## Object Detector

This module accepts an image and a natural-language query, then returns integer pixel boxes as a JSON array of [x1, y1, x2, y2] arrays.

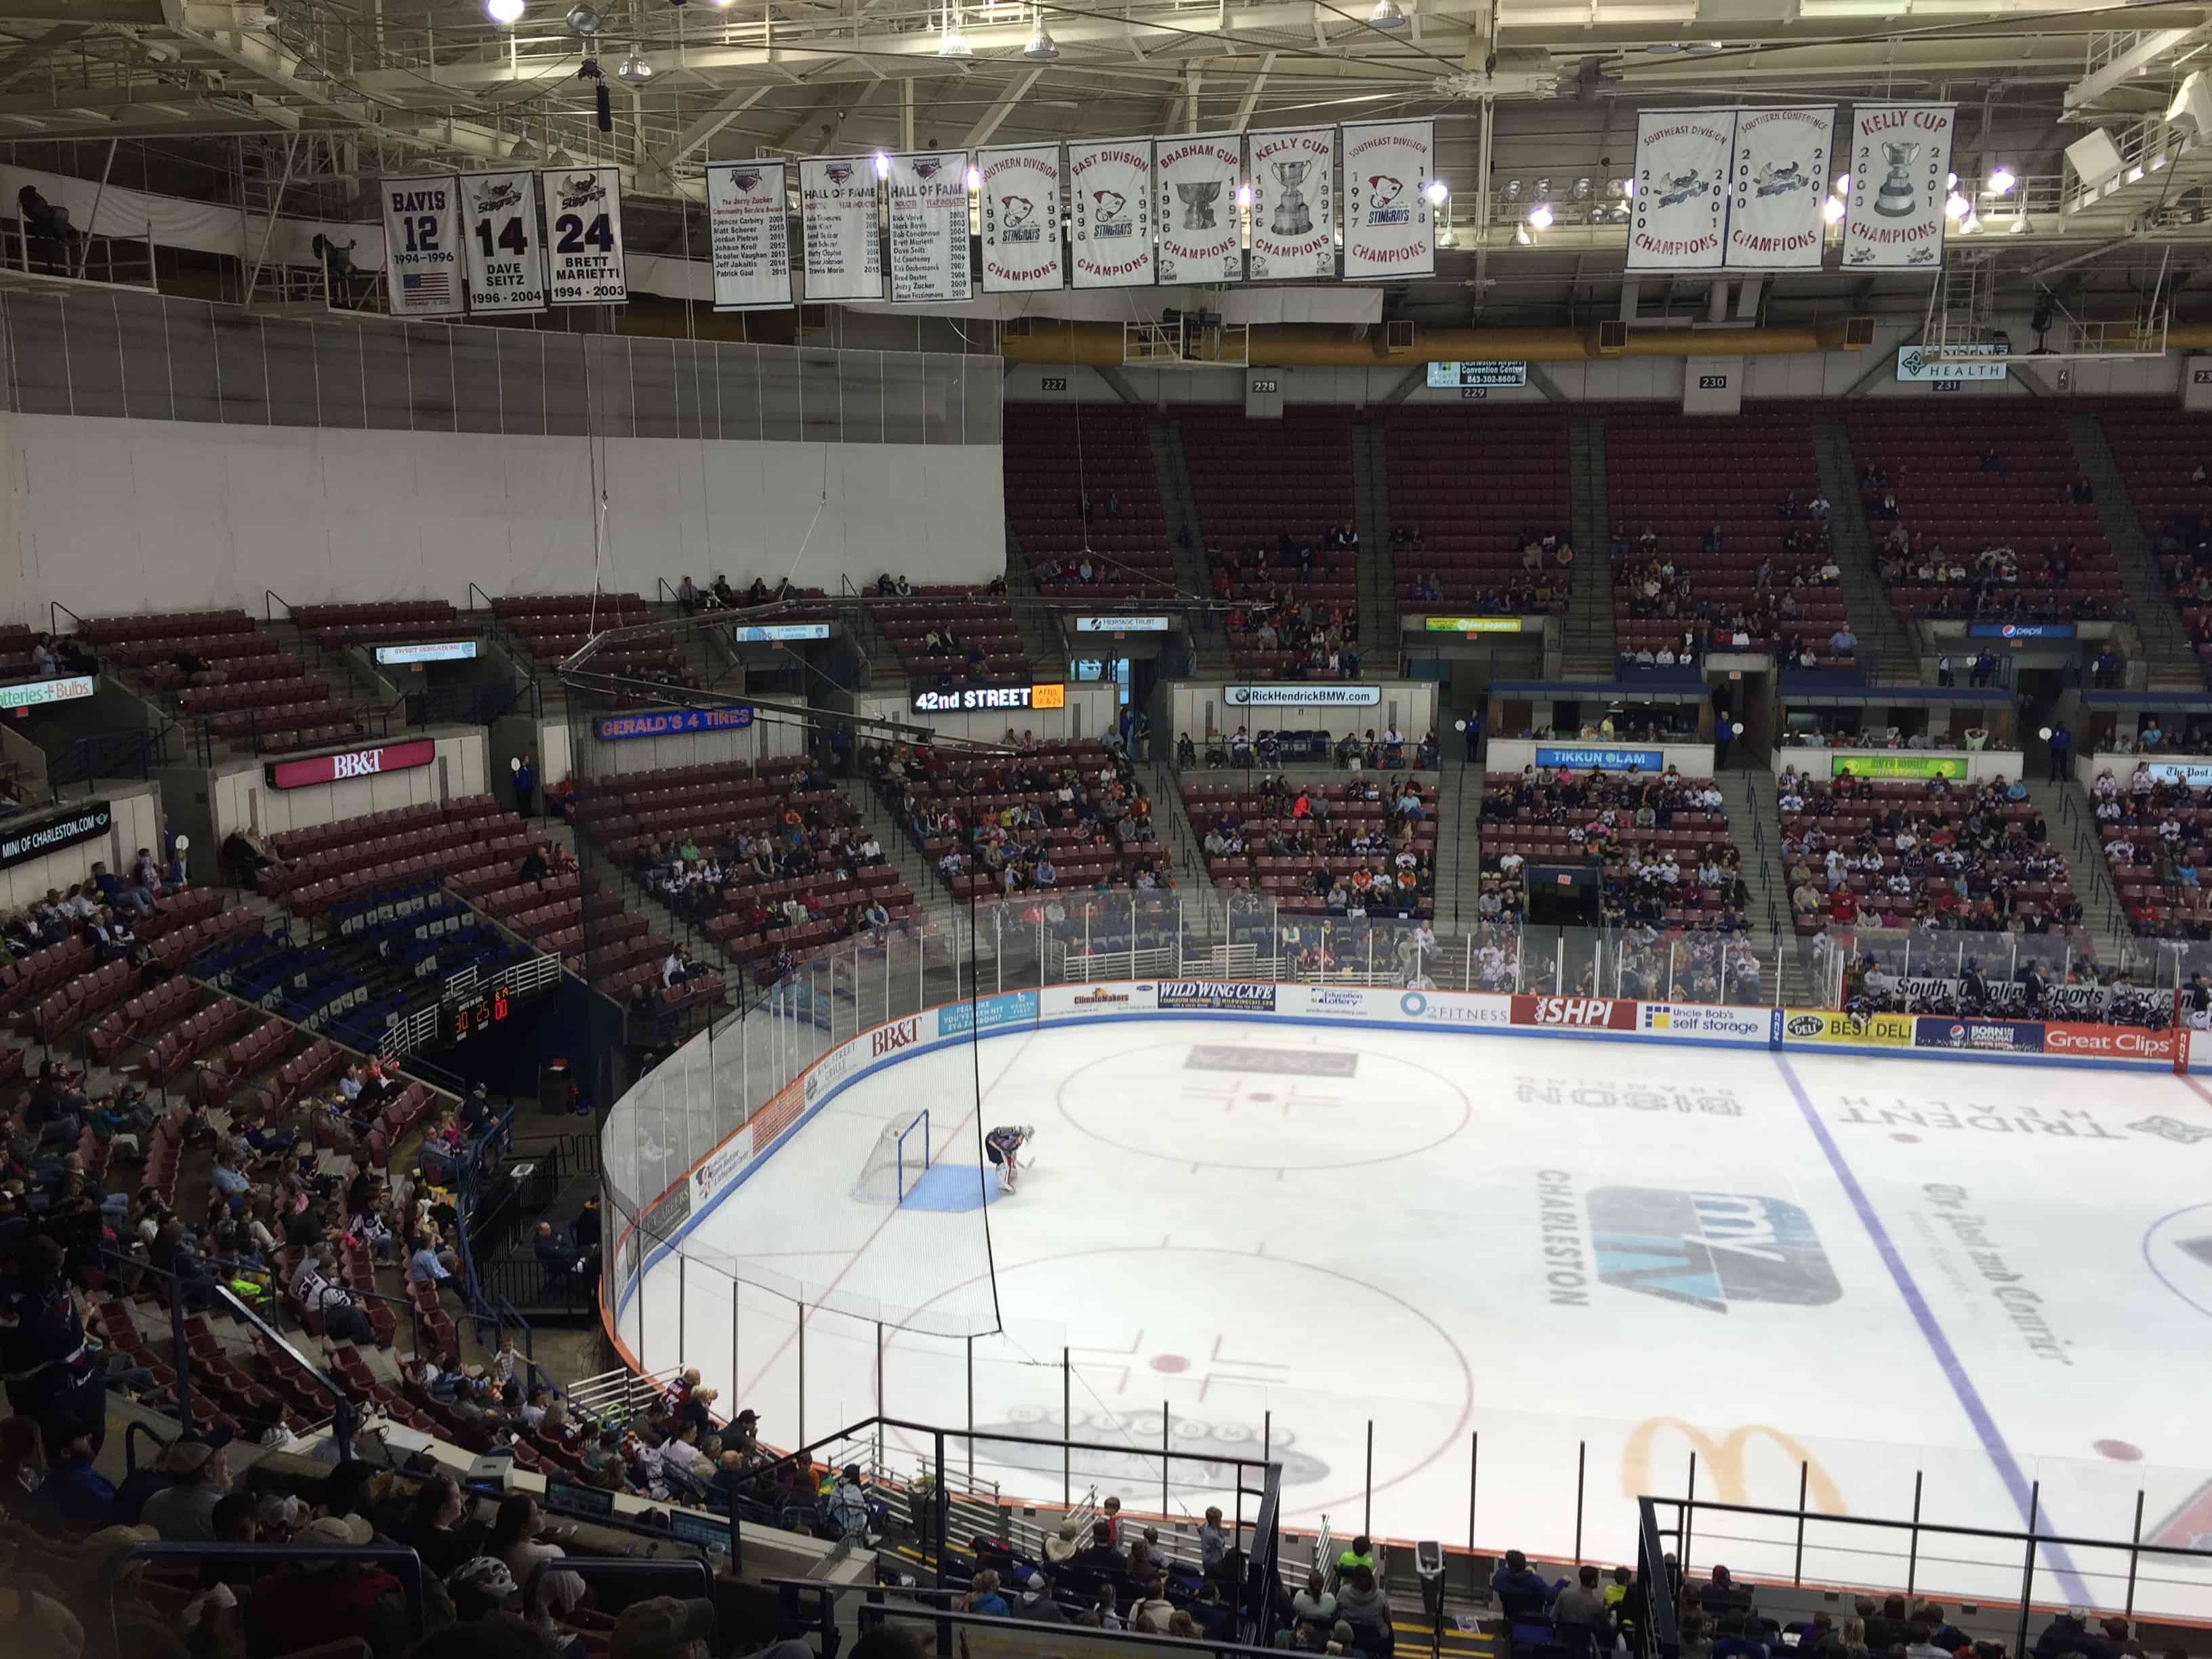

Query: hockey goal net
[[852, 1109, 930, 1203]]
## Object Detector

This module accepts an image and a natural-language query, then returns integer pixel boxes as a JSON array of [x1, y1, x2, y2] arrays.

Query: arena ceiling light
[[565, 3, 603, 34], [1023, 8, 1059, 60], [486, 0, 526, 22], [1368, 0, 1408, 29], [937, 9, 974, 57], [615, 42, 654, 81], [1527, 202, 1553, 228], [1423, 180, 1448, 205], [509, 133, 537, 161], [293, 54, 329, 81], [1822, 194, 1845, 222], [1987, 166, 2017, 194]]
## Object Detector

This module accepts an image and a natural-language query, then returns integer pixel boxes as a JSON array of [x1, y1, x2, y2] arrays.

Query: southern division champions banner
[[1069, 139, 1155, 288], [380, 173, 463, 317], [1842, 102, 1956, 270], [978, 144, 1064, 293], [1725, 107, 1834, 270], [1248, 126, 1336, 281], [800, 157, 883, 302], [1341, 119, 1435, 279], [886, 150, 972, 304], [1627, 108, 1735, 270], [705, 160, 791, 312], [458, 170, 546, 314], [539, 165, 628, 303], [1153, 134, 1242, 285]]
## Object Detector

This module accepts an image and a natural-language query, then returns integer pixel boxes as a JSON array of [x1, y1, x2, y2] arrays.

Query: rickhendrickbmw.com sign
[[0, 800, 112, 871], [1223, 684, 1382, 708]]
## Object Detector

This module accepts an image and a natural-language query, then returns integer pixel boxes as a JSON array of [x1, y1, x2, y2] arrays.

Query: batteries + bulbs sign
[[266, 738, 437, 790]]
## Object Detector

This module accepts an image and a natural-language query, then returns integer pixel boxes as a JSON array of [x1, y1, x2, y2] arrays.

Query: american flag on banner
[[402, 270, 451, 304]]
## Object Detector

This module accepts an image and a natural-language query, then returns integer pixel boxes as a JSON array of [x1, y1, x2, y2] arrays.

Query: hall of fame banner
[[978, 144, 1064, 293], [1626, 108, 1735, 271], [705, 160, 791, 311], [1842, 102, 1956, 270], [380, 173, 464, 318], [457, 169, 546, 314], [1341, 119, 1435, 280], [886, 150, 971, 304], [1725, 107, 1833, 270], [1069, 139, 1155, 289], [799, 157, 883, 302], [1248, 126, 1336, 281], [1153, 135, 1242, 285]]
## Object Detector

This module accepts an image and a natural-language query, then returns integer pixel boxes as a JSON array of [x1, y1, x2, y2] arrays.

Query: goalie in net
[[852, 1109, 931, 1204], [985, 1124, 1034, 1195]]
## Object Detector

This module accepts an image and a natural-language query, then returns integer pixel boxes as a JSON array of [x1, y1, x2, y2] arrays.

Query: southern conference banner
[[977, 144, 1064, 293], [886, 150, 971, 304], [800, 157, 883, 302], [458, 171, 546, 313], [1341, 119, 1435, 280], [1626, 108, 1735, 270], [705, 160, 791, 312], [380, 174, 464, 317], [1153, 135, 1241, 285], [1725, 106, 1835, 270], [540, 165, 627, 303], [1249, 126, 1336, 281], [1842, 102, 1956, 269], [1069, 139, 1155, 288]]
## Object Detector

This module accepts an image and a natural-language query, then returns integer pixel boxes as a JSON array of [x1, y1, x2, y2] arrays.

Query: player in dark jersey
[[985, 1125, 1034, 1194]]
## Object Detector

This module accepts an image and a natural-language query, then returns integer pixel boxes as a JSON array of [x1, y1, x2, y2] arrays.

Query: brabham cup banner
[[886, 150, 972, 304], [539, 165, 628, 303], [1250, 126, 1336, 281], [978, 144, 1064, 293], [1627, 108, 1735, 270], [705, 161, 792, 311], [1069, 139, 1155, 289], [1341, 119, 1435, 280], [800, 158, 883, 302], [1153, 135, 1242, 285], [1725, 107, 1834, 270], [380, 174, 463, 317], [458, 170, 546, 313], [1842, 102, 1955, 270]]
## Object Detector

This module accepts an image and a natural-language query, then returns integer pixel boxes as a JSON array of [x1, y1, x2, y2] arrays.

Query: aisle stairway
[[1433, 714, 1486, 930], [1152, 415, 1231, 675], [2022, 773, 2139, 966], [1353, 418, 1401, 665], [1810, 418, 1914, 684], [2064, 412, 2204, 691], [1562, 419, 1615, 676]]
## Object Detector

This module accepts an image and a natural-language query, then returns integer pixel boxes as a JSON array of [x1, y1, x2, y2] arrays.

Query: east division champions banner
[[800, 157, 883, 302], [705, 160, 792, 311], [1725, 107, 1834, 270], [1069, 139, 1155, 289], [1341, 119, 1435, 280], [539, 165, 627, 303], [886, 150, 972, 304], [978, 144, 1064, 293], [380, 174, 463, 317], [1153, 135, 1242, 285], [459, 170, 546, 314], [1843, 102, 1956, 269], [1627, 108, 1735, 270], [1249, 127, 1336, 281]]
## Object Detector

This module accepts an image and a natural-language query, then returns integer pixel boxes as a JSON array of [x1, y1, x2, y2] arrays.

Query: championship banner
[[1725, 107, 1834, 270], [977, 144, 1065, 293], [1153, 134, 1242, 285], [705, 160, 792, 311], [886, 150, 972, 304], [1626, 108, 1734, 270], [1341, 119, 1436, 279], [1249, 126, 1336, 281], [539, 165, 628, 304], [800, 157, 883, 302], [1841, 102, 1955, 270], [458, 170, 546, 314], [1068, 139, 1155, 289], [379, 173, 463, 317]]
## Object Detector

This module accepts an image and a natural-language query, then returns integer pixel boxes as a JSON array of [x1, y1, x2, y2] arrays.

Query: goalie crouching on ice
[[985, 1124, 1035, 1194]]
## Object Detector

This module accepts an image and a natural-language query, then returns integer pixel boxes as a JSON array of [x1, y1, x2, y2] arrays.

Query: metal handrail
[[265, 588, 297, 623], [94, 1542, 427, 1648]]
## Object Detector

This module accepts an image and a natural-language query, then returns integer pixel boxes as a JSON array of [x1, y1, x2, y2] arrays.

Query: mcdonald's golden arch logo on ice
[[1621, 1418, 1847, 1515]]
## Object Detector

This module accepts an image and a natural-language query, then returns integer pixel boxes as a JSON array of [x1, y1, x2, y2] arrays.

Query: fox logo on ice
[[1589, 1187, 1841, 1313]]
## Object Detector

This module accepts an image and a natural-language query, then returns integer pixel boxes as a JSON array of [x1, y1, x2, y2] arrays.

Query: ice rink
[[628, 1019, 2212, 1616]]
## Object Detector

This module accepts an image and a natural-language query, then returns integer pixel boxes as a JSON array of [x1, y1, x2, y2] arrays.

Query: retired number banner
[[459, 170, 546, 314], [380, 173, 464, 317], [1843, 102, 1956, 270], [1628, 109, 1734, 270], [1153, 135, 1242, 285], [705, 161, 792, 311], [800, 157, 883, 302], [1249, 126, 1336, 281], [1069, 139, 1155, 289], [978, 144, 1064, 293], [1341, 119, 1436, 279], [886, 150, 972, 304], [1726, 107, 1834, 270], [539, 165, 627, 303]]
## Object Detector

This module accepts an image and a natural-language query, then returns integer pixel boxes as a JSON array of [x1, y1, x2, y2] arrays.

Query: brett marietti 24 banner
[[1340, 119, 1435, 280], [1841, 102, 1956, 269], [978, 144, 1064, 293], [1626, 108, 1735, 271]]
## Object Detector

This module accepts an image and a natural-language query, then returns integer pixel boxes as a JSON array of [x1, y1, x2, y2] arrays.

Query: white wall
[[207, 731, 489, 843], [0, 413, 1004, 627], [0, 785, 163, 909], [853, 683, 1118, 745]]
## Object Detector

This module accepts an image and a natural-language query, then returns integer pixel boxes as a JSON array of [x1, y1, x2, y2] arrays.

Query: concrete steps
[[1562, 419, 1615, 677], [1811, 418, 1915, 684], [2064, 411, 2205, 691], [1352, 417, 1399, 667], [1152, 416, 1233, 676], [2024, 774, 2140, 966]]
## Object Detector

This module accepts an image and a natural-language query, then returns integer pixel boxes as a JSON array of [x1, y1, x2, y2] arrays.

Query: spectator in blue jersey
[[1492, 1550, 1565, 1616], [512, 752, 538, 819]]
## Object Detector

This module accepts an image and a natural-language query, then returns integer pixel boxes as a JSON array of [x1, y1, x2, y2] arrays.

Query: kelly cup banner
[[1340, 119, 1436, 279], [1626, 108, 1736, 270], [1726, 107, 1835, 270], [705, 160, 792, 312], [799, 157, 884, 302], [886, 150, 972, 304], [1153, 134, 1243, 285], [380, 173, 464, 317], [540, 165, 627, 304], [1069, 139, 1155, 289], [1249, 126, 1336, 281], [1843, 102, 1956, 269], [458, 170, 546, 314], [978, 144, 1065, 293]]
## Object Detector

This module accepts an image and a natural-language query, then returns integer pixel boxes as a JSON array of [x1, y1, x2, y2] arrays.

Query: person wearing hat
[[1044, 1520, 1081, 1568], [726, 1406, 761, 1463], [247, 1512, 411, 1658], [139, 1433, 232, 1541], [448, 1554, 523, 1622], [609, 1595, 716, 1659]]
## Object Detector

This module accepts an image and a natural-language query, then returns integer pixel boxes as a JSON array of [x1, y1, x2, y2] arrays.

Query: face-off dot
[[1149, 1353, 1190, 1374], [2093, 1439, 2142, 1462], [1891, 1133, 1922, 1143]]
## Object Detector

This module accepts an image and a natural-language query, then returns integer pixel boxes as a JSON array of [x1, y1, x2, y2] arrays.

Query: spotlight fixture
[[1944, 191, 1969, 220], [294, 54, 329, 81], [1423, 180, 1448, 205], [1571, 176, 1592, 201], [1987, 166, 2016, 194], [1368, 0, 1406, 28], [1617, 177, 1633, 198], [1022, 8, 1059, 58], [1834, 171, 1849, 192], [548, 146, 576, 167], [937, 12, 972, 56], [486, 0, 525, 22], [1235, 182, 1252, 207], [1503, 178, 1521, 203], [874, 151, 891, 178], [615, 42, 653, 80], [1946, 170, 1957, 188], [2009, 213, 2032, 235], [1532, 176, 1550, 200], [964, 165, 983, 190], [509, 134, 537, 161], [1822, 194, 1845, 223], [256, 0, 284, 22], [1527, 203, 1553, 228], [1513, 222, 1532, 245], [564, 3, 602, 34]]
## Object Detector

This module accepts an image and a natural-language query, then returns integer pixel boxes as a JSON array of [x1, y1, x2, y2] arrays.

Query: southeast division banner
[[978, 144, 1064, 293], [1153, 134, 1242, 285], [1069, 139, 1155, 288], [1627, 109, 1734, 270], [705, 160, 792, 311], [458, 170, 546, 314], [380, 173, 463, 317], [886, 150, 972, 304], [1249, 126, 1336, 281], [800, 157, 883, 302], [1341, 119, 1435, 279], [540, 165, 627, 303], [1843, 102, 1956, 269], [1726, 107, 1834, 270]]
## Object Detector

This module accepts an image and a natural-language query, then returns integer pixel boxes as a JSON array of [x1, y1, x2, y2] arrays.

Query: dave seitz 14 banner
[[459, 170, 547, 312]]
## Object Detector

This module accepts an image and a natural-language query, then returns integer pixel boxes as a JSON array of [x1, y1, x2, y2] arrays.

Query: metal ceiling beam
[[1231, 49, 1275, 128], [653, 84, 772, 169], [0, 22, 91, 85], [2064, 26, 2204, 112], [960, 66, 1042, 146]]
